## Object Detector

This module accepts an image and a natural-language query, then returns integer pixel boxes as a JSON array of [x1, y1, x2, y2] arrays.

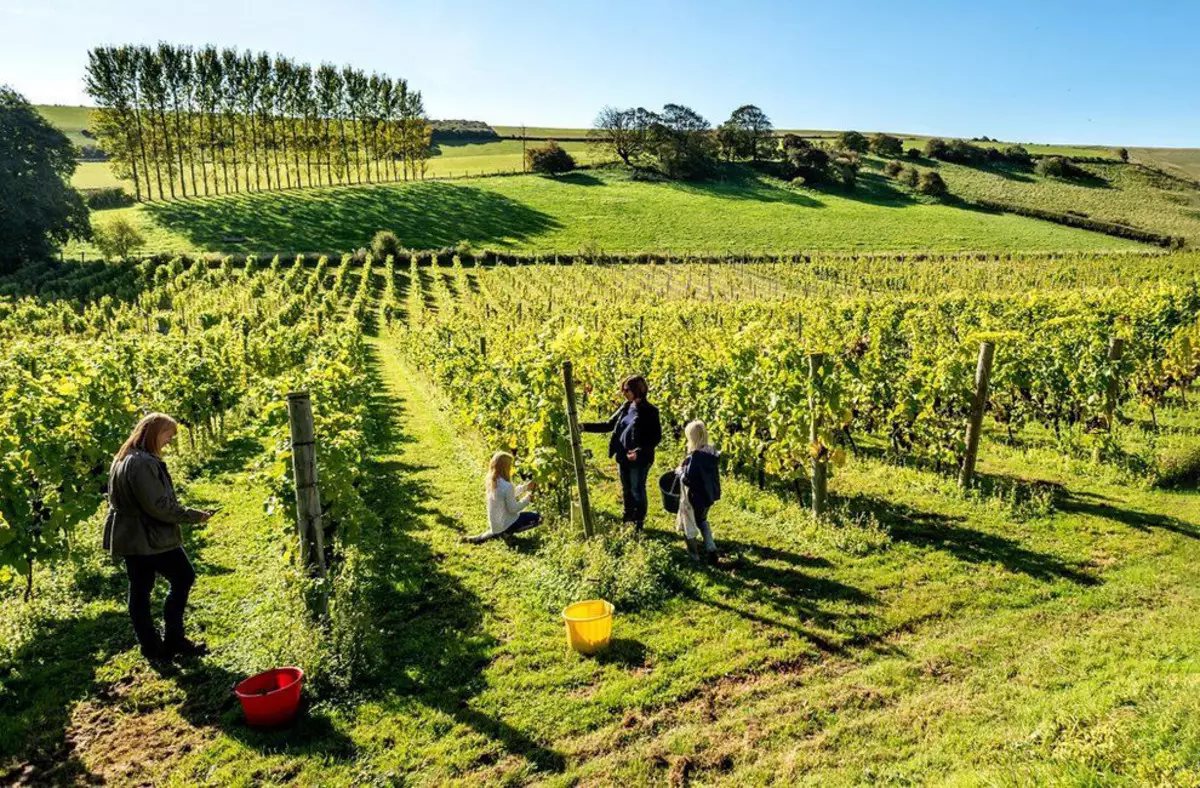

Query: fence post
[[479, 336, 487, 358], [808, 353, 827, 518], [562, 362, 595, 537], [959, 341, 996, 489], [1105, 337, 1126, 429], [286, 391, 328, 615]]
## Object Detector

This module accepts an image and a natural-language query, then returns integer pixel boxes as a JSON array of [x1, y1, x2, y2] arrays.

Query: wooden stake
[[286, 391, 328, 615], [809, 353, 827, 518], [562, 362, 595, 538], [479, 336, 487, 358], [1105, 337, 1126, 430], [959, 341, 996, 489]]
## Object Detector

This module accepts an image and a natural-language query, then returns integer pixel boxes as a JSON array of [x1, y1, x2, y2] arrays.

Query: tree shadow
[[641, 528, 876, 655], [351, 347, 566, 774], [667, 169, 825, 208], [0, 610, 128, 785], [555, 171, 604, 187], [145, 182, 562, 253], [1058, 491, 1200, 539], [852, 495, 1099, 585]]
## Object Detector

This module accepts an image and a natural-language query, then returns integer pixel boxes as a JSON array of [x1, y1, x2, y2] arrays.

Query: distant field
[[69, 167, 1146, 258], [35, 104, 95, 150]]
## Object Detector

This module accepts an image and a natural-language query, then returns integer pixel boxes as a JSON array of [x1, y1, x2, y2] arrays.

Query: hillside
[[70, 167, 1151, 258]]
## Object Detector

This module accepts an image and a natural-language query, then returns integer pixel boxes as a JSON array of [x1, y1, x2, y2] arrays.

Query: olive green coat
[[103, 450, 204, 556]]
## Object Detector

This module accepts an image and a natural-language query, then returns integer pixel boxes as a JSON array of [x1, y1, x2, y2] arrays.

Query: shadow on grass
[[1058, 491, 1200, 539], [641, 528, 876, 655], [145, 181, 563, 253], [0, 610, 128, 785], [852, 495, 1100, 586], [350, 346, 566, 774]]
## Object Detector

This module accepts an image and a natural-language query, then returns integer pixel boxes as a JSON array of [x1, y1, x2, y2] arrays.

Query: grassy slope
[[72, 167, 1145, 258], [899, 157, 1200, 245], [36, 104, 95, 150]]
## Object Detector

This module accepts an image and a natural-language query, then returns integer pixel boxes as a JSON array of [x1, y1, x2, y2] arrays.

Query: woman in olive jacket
[[581, 375, 662, 529], [104, 413, 212, 661]]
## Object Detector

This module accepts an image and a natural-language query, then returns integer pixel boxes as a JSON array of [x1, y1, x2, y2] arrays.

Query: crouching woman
[[465, 451, 542, 544], [104, 413, 212, 661]]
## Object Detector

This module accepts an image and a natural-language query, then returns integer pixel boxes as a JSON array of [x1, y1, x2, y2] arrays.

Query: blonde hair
[[114, 413, 178, 462], [485, 451, 514, 492], [684, 420, 710, 453]]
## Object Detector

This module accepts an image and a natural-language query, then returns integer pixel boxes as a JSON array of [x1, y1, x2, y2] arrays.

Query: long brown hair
[[621, 375, 648, 401], [114, 413, 178, 463]]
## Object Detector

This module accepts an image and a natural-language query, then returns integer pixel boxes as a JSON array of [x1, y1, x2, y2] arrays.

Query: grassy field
[[71, 166, 1149, 259], [36, 104, 96, 150], [3, 258, 1199, 784], [897, 157, 1200, 245]]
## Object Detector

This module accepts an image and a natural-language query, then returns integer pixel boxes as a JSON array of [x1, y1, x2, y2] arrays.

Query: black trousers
[[124, 547, 196, 652]]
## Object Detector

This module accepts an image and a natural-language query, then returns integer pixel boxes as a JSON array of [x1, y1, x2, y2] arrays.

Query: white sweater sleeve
[[507, 481, 532, 515]]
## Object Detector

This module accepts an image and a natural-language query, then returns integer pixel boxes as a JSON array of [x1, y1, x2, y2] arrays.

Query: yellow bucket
[[563, 600, 614, 655]]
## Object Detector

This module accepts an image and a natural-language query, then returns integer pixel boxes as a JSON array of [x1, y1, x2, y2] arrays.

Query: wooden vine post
[[286, 391, 329, 615], [562, 362, 596, 537], [959, 341, 996, 490], [1105, 337, 1126, 430], [808, 353, 828, 518]]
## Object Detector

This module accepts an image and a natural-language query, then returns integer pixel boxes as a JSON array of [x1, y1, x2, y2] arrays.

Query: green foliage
[[884, 160, 904, 178], [92, 215, 145, 260], [525, 140, 576, 175], [80, 187, 135, 210], [1036, 155, 1090, 180], [917, 170, 949, 197], [898, 166, 920, 188], [0, 87, 90, 271], [530, 525, 673, 612], [870, 133, 904, 157], [370, 229, 403, 260], [1003, 145, 1033, 166], [837, 130, 869, 153]]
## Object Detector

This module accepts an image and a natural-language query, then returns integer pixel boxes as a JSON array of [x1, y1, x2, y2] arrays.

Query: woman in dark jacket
[[677, 420, 722, 564], [104, 413, 211, 661], [582, 375, 662, 530]]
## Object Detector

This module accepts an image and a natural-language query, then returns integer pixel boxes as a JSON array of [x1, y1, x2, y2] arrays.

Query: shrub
[[917, 170, 948, 197], [526, 140, 577, 175], [884, 160, 904, 177], [370, 230, 403, 260], [81, 187, 134, 210], [830, 151, 861, 189], [899, 167, 920, 188], [1117, 147, 1130, 162], [836, 130, 869, 153], [530, 525, 674, 612], [906, 147, 922, 159], [1035, 156, 1090, 180], [1003, 145, 1032, 166], [869, 133, 904, 157], [784, 144, 830, 182], [92, 215, 145, 260], [923, 137, 948, 159]]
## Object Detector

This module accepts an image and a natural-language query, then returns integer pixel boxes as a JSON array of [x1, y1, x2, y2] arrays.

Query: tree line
[[85, 44, 433, 202]]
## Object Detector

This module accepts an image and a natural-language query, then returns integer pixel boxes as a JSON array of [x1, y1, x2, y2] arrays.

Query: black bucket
[[659, 470, 681, 514]]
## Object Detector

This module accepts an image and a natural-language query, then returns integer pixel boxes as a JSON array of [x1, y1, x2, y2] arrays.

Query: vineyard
[[2, 250, 1200, 784]]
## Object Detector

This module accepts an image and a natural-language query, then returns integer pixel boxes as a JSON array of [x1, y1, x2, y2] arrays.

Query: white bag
[[676, 481, 699, 540]]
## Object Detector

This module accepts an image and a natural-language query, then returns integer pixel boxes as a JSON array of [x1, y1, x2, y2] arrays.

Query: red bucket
[[234, 667, 305, 727]]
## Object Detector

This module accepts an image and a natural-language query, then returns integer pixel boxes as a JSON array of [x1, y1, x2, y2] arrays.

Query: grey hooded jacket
[[102, 449, 205, 556]]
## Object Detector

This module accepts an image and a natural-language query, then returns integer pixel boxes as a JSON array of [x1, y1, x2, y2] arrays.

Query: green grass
[[898, 156, 1200, 244], [36, 104, 96, 150], [70, 167, 1148, 258], [4, 296, 1198, 783]]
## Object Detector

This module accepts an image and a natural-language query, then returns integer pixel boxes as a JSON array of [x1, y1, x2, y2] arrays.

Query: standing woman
[[582, 375, 662, 530], [104, 413, 212, 661]]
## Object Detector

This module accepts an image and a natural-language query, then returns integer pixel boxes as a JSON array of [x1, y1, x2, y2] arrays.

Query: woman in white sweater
[[464, 451, 542, 544]]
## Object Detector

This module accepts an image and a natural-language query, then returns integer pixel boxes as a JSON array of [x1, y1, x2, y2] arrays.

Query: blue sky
[[1, 0, 1195, 147]]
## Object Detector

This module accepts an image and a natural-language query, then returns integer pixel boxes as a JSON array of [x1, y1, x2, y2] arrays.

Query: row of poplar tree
[[84, 44, 433, 202]]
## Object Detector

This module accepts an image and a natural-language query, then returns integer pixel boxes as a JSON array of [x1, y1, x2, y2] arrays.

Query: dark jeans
[[618, 461, 650, 526], [124, 547, 196, 653], [466, 512, 542, 544]]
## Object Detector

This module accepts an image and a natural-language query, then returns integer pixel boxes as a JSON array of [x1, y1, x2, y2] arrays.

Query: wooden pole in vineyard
[[562, 361, 596, 538], [1105, 337, 1126, 430], [808, 353, 828, 518], [959, 341, 996, 490], [286, 391, 329, 615]]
